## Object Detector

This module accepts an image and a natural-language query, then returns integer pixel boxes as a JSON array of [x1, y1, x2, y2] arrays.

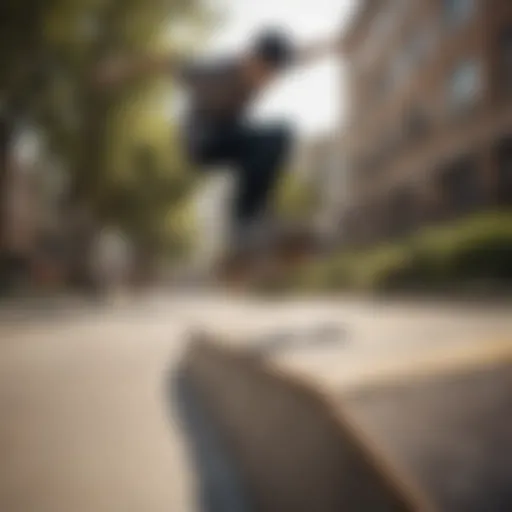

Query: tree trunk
[[0, 110, 13, 291], [0, 111, 11, 250]]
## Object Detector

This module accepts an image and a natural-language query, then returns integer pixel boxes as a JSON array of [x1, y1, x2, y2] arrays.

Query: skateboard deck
[[217, 225, 319, 285]]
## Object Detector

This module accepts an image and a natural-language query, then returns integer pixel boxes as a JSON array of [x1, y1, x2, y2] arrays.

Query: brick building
[[340, 0, 512, 244]]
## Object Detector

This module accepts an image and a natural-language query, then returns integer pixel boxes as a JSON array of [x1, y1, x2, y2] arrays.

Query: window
[[448, 59, 482, 112], [388, 187, 417, 237], [443, 0, 476, 27], [440, 156, 481, 215]]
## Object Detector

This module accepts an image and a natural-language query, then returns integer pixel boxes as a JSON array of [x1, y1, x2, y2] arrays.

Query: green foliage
[[1, 0, 210, 263], [412, 211, 512, 284], [287, 211, 512, 294], [275, 170, 319, 222]]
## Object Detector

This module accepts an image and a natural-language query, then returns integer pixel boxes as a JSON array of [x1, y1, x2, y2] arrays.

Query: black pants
[[186, 121, 293, 229]]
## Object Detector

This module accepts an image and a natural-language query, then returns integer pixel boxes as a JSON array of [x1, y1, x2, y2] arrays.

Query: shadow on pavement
[[165, 367, 254, 512], [248, 322, 348, 355]]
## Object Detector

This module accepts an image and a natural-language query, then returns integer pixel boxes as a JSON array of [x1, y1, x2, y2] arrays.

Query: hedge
[[285, 211, 512, 294]]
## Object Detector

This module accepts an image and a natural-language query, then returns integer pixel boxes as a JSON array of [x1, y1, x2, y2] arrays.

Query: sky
[[205, 0, 357, 138]]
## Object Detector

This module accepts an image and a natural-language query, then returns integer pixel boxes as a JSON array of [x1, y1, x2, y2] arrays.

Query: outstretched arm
[[294, 37, 342, 67], [94, 52, 180, 88]]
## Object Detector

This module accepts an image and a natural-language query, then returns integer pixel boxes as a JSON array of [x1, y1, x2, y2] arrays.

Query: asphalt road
[[0, 292, 511, 511]]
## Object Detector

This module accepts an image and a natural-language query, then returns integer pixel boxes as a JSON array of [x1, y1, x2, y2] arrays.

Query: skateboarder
[[96, 29, 340, 254]]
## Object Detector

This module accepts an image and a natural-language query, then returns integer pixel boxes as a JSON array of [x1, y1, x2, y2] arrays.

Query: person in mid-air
[[96, 29, 340, 254]]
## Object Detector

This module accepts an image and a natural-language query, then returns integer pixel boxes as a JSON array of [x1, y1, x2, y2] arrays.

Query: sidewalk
[[0, 290, 108, 331], [345, 361, 512, 512]]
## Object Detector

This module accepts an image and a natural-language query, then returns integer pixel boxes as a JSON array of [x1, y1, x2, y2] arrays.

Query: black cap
[[252, 28, 296, 69]]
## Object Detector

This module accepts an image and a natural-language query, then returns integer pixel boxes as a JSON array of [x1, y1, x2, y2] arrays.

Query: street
[[0, 292, 511, 511], [0, 298, 195, 512]]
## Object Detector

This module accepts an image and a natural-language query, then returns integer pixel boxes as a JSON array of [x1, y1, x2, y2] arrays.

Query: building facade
[[340, 0, 512, 244]]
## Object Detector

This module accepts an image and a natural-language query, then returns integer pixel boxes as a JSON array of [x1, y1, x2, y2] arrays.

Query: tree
[[0, 0, 211, 284]]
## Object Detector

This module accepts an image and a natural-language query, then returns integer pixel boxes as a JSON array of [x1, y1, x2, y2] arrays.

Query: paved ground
[[0, 300, 196, 512], [345, 363, 512, 512], [0, 291, 511, 511], [164, 292, 512, 389]]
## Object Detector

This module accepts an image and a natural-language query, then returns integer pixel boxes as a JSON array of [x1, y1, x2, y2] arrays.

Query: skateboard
[[216, 224, 319, 285]]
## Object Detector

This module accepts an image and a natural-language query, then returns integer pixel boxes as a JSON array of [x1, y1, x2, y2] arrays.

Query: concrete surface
[[0, 291, 511, 511], [345, 363, 512, 512], [0, 302, 196, 512], [181, 338, 425, 511]]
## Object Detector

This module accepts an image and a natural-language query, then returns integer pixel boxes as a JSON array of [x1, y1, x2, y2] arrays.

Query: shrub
[[415, 211, 512, 283], [287, 210, 512, 293]]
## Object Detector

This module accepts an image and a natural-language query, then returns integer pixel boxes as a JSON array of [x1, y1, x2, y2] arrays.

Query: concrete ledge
[[180, 334, 433, 511]]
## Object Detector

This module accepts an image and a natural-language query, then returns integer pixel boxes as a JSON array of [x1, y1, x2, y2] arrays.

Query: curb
[[180, 334, 434, 511]]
